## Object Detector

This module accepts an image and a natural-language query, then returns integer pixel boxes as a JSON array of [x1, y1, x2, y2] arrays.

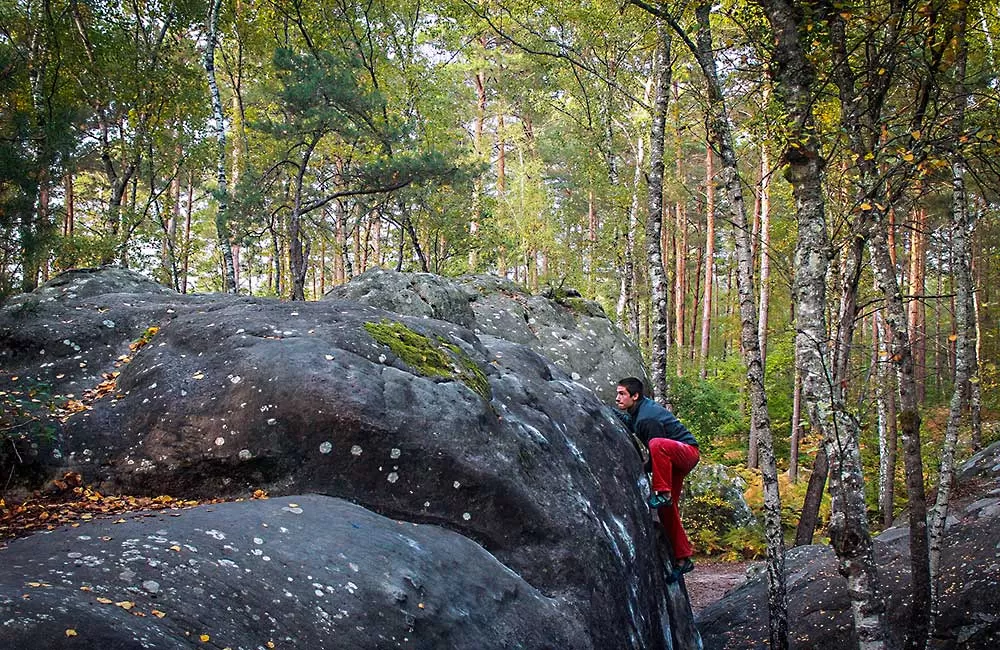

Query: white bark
[[204, 0, 237, 293]]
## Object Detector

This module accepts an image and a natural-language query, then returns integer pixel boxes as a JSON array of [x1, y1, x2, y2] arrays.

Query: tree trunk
[[789, 369, 802, 483], [699, 143, 715, 379], [870, 206, 931, 647], [875, 312, 898, 529], [750, 145, 773, 469], [756, 0, 887, 645], [646, 21, 672, 403], [470, 54, 487, 270], [927, 14, 971, 646], [289, 138, 318, 301], [182, 172, 193, 294], [687, 4, 787, 645], [204, 0, 237, 294], [907, 208, 927, 403], [673, 80, 687, 370]]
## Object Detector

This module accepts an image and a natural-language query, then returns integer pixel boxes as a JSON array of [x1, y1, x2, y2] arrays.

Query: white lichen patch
[[350, 445, 363, 456], [390, 448, 402, 459], [214, 437, 226, 446], [205, 530, 226, 540], [319, 441, 333, 454], [387, 472, 399, 483], [238, 449, 252, 461]]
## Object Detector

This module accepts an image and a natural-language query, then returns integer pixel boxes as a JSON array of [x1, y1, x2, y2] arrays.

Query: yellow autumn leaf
[[200, 634, 211, 642], [903, 152, 915, 162], [911, 130, 921, 140], [66, 629, 78, 637], [96, 597, 114, 604], [860, 202, 873, 211], [192, 372, 205, 380], [267, 642, 276, 649], [170, 545, 182, 552], [80, 586, 92, 592], [116, 601, 135, 610], [152, 610, 167, 618], [863, 152, 875, 160]]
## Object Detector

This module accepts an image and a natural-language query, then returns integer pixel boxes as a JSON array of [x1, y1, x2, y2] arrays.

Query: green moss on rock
[[364, 320, 491, 401]]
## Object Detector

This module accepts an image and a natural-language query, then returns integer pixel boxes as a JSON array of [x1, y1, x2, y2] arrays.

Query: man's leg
[[649, 438, 700, 559]]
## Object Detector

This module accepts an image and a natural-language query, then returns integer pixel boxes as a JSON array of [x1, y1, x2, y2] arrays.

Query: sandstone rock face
[[1, 268, 695, 649], [0, 495, 587, 649], [325, 268, 648, 402], [697, 440, 1000, 650]]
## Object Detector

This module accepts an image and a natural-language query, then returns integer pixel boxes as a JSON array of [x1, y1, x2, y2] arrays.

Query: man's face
[[615, 385, 638, 410]]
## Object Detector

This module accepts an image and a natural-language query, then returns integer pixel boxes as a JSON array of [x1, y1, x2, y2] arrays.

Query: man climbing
[[615, 377, 700, 579]]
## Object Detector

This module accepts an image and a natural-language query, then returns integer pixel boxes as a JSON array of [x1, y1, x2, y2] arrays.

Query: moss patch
[[364, 320, 491, 401]]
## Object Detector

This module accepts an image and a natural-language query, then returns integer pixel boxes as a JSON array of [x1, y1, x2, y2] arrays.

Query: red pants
[[649, 438, 700, 560]]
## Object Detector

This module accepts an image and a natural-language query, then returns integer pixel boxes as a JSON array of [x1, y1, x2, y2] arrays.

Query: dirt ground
[[684, 560, 754, 615]]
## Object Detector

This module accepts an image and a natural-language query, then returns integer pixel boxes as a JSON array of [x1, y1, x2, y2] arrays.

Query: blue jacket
[[625, 397, 698, 448]]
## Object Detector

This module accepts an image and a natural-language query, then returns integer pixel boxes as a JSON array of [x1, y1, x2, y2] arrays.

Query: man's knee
[[649, 437, 676, 455]]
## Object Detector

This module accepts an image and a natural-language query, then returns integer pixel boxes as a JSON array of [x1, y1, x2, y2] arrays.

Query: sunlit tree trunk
[[908, 208, 927, 403]]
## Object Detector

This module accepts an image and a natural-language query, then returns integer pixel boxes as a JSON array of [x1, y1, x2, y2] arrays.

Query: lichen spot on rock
[[362, 320, 491, 401]]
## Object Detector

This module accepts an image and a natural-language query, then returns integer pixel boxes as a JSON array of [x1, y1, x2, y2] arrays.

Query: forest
[[2, 0, 998, 648]]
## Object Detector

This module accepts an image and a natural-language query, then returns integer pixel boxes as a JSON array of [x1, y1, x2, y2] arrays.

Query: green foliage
[[719, 525, 767, 561], [686, 490, 767, 560], [667, 373, 746, 461], [363, 320, 490, 400]]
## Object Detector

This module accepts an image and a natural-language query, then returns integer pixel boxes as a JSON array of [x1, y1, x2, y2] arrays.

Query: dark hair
[[617, 377, 644, 398]]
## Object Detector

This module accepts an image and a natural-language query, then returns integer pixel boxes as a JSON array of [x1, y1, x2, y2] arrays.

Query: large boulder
[[0, 494, 586, 649], [325, 268, 648, 402], [697, 440, 1000, 649], [0, 267, 695, 649]]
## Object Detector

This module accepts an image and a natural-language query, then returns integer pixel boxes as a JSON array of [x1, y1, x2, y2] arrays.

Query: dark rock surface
[[325, 268, 648, 402], [0, 495, 586, 649], [1, 267, 697, 649], [697, 440, 1000, 650]]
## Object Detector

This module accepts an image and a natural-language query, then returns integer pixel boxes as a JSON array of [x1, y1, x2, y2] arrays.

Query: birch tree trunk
[[927, 13, 971, 646], [870, 208, 931, 647], [789, 369, 801, 483], [646, 21, 672, 403], [755, 1, 887, 646], [204, 0, 237, 294], [875, 312, 898, 529], [686, 4, 788, 644], [749, 146, 772, 469]]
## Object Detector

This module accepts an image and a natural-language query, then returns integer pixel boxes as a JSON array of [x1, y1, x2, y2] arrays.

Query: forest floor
[[685, 559, 754, 615]]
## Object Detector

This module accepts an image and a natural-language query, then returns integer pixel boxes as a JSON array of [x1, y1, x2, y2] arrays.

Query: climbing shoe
[[647, 492, 672, 509], [665, 558, 695, 584]]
